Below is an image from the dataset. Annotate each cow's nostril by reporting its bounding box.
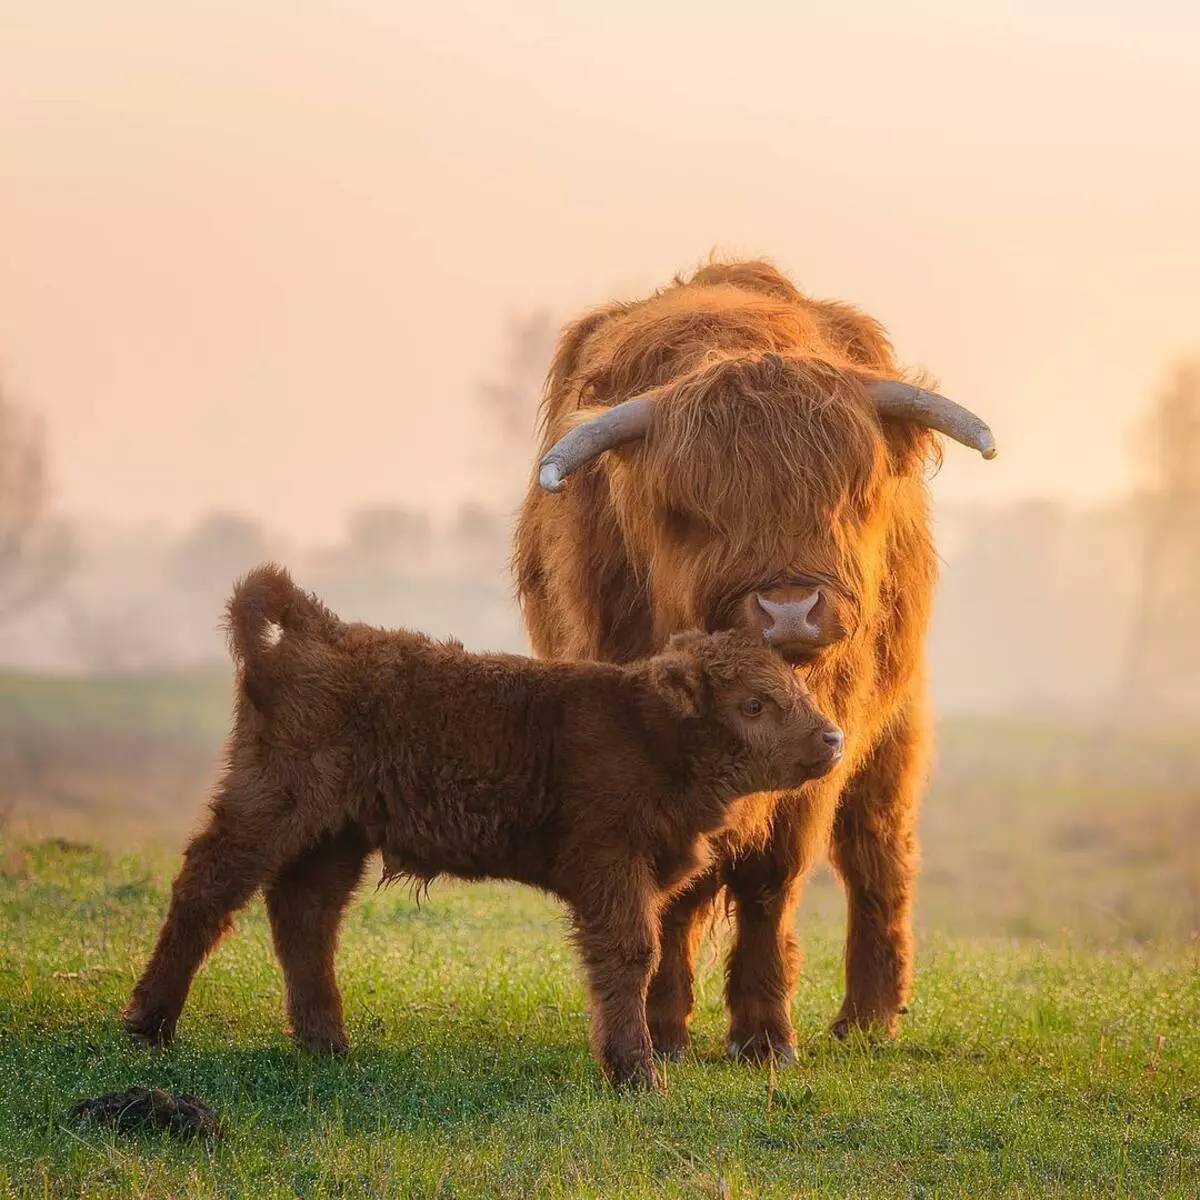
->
[822,729,845,757]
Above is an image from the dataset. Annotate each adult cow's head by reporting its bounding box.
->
[537,352,995,667]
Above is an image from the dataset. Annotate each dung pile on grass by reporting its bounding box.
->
[71,1087,222,1139]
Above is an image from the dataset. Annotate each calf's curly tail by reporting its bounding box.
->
[224,563,336,709]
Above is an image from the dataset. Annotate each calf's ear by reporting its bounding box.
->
[651,660,705,719]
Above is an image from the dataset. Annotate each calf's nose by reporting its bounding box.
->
[822,728,845,759]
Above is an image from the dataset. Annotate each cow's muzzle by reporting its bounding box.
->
[738,583,846,664]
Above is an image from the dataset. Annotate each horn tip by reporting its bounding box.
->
[538,462,565,492]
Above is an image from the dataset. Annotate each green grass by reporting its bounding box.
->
[2,674,1197,1193]
[1,841,1196,1198]
[0,671,233,743]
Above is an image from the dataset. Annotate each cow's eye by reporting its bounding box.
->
[741,697,764,718]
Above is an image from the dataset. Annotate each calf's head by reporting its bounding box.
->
[656,629,845,794]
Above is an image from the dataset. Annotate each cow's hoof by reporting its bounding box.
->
[831,1012,899,1040]
[649,1024,691,1063]
[726,1034,796,1065]
[292,1028,350,1057]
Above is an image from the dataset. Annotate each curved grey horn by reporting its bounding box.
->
[757,592,821,644]
[537,394,657,492]
[866,381,997,460]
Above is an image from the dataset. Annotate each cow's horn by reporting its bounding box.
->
[537,395,657,492]
[866,380,997,459]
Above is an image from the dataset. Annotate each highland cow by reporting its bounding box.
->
[515,259,997,1062]
[123,564,843,1088]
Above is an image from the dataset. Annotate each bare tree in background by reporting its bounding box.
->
[62,598,169,674]
[449,500,510,579]
[0,383,71,624]
[1122,355,1200,710]
[341,506,432,570]
[166,512,276,662]
[312,505,432,587]
[169,512,275,606]
[476,311,560,506]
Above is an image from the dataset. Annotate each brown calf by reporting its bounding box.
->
[123,564,842,1088]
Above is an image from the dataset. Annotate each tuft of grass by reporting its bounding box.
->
[0,842,1197,1198]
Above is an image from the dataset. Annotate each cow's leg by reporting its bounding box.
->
[264,823,373,1055]
[828,703,928,1037]
[574,881,662,1089]
[123,773,298,1046]
[644,868,721,1059]
[723,795,832,1063]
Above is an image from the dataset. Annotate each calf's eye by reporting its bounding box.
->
[741,697,764,718]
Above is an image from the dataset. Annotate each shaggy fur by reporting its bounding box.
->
[123,564,842,1089]
[514,258,945,1062]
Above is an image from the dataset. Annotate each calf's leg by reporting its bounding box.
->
[573,880,662,1089]
[123,773,300,1046]
[265,823,372,1054]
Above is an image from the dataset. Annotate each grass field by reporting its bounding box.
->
[1,672,1198,1196]
[1,840,1197,1198]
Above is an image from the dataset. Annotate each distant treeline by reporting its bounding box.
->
[0,503,522,675]
[0,493,1196,720]
[2,328,1197,720]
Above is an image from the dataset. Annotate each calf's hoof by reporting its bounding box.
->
[121,1004,177,1049]
[605,1056,662,1092]
[726,1033,796,1066]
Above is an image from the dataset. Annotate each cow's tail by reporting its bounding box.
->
[224,563,336,709]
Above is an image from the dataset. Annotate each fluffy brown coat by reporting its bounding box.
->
[123,564,841,1087]
[514,259,946,1061]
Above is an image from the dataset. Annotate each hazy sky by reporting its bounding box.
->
[2,0,1197,540]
